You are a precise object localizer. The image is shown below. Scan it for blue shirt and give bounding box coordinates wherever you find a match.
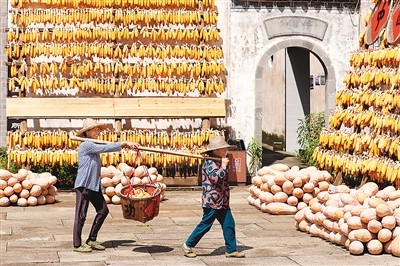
[74,141,122,192]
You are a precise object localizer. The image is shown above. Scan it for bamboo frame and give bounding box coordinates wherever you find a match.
[69,134,222,162]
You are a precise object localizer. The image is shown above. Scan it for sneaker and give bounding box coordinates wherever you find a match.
[182,243,197,258]
[225,251,245,258]
[73,245,92,253]
[86,240,106,250]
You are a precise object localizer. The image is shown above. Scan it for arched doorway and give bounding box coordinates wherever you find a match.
[254,38,336,154]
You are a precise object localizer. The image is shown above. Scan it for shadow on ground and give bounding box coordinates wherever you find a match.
[262,147,305,168]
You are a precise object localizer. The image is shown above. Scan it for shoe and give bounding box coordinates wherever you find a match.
[73,245,92,253]
[182,243,197,258]
[225,251,245,258]
[86,240,106,250]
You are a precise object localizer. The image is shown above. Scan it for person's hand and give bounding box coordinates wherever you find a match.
[221,157,229,169]
[122,141,139,149]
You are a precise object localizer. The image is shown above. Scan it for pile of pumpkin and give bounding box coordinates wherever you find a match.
[247,163,333,215]
[100,162,166,205]
[247,163,400,257]
[0,168,58,207]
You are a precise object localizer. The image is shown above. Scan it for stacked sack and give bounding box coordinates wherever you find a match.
[100,162,167,204]
[0,168,58,207]
[295,182,400,257]
[247,163,332,214]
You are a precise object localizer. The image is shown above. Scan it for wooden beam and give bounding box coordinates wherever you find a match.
[6,97,227,118]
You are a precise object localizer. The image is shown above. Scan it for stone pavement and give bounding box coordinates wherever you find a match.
[1,186,399,266]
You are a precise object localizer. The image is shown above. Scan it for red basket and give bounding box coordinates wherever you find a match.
[117,184,161,223]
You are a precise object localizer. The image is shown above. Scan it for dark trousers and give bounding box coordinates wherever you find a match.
[185,208,237,253]
[73,187,109,247]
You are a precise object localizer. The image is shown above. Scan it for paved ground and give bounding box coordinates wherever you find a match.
[1,186,399,266]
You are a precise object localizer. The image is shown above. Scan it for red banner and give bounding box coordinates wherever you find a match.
[387,1,400,43]
[367,0,390,45]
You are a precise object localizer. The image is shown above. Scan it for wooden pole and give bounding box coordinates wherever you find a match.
[69,134,221,162]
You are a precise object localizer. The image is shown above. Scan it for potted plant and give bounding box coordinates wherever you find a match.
[247,138,263,177]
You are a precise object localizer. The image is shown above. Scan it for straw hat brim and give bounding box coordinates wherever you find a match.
[200,144,236,154]
[75,123,108,136]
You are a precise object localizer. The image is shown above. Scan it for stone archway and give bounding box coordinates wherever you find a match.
[254,37,336,152]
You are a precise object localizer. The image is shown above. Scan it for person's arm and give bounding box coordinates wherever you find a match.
[204,159,228,184]
[81,141,138,154]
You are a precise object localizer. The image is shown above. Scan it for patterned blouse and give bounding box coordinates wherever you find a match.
[201,159,230,209]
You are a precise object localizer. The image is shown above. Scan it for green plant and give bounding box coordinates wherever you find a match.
[296,112,325,165]
[246,138,263,176]
[0,147,20,173]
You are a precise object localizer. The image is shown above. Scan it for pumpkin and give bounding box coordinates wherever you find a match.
[37,195,46,205]
[393,227,400,239]
[367,197,386,208]
[309,224,321,236]
[302,182,315,193]
[47,186,57,196]
[112,174,122,185]
[381,216,396,230]
[263,202,297,215]
[27,196,38,206]
[103,194,111,204]
[318,181,330,191]
[375,203,394,218]
[292,177,303,188]
[4,186,14,197]
[9,194,18,204]
[270,163,289,172]
[270,184,282,194]
[273,191,288,203]
[323,206,344,221]
[350,205,368,216]
[360,208,377,224]
[259,191,274,204]
[21,179,32,190]
[101,177,113,187]
[7,177,18,187]
[391,235,400,256]
[297,220,310,232]
[286,196,298,206]
[347,216,366,230]
[340,193,360,206]
[29,184,42,197]
[0,169,12,180]
[297,201,308,210]
[111,195,121,205]
[45,195,55,204]
[17,197,28,207]
[251,175,262,187]
[294,207,307,222]
[378,228,392,243]
[348,240,365,255]
[353,228,375,242]
[388,190,400,201]
[105,186,115,197]
[367,239,383,255]
[367,219,382,234]
[358,182,379,197]
[274,175,287,186]
[292,187,304,199]
[282,180,294,195]
[134,165,149,178]
[18,188,29,199]
[13,183,22,194]
[302,193,313,204]
[0,180,7,190]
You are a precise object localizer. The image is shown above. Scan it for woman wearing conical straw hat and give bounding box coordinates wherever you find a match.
[182,135,245,258]
[72,118,139,253]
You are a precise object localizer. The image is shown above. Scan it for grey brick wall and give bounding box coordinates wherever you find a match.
[0,0,8,147]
